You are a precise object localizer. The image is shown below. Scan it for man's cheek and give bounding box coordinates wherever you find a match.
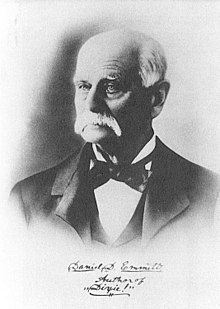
[114,113,132,134]
[74,103,83,114]
[113,101,135,123]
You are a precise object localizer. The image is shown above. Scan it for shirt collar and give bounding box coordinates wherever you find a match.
[92,133,156,169]
[131,134,156,164]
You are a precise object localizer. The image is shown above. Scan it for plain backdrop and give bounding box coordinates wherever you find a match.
[0,2,220,309]
[1,1,220,188]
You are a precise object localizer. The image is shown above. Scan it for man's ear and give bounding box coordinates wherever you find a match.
[150,80,170,119]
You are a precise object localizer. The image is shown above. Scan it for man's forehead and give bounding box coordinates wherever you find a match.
[74,42,137,82]
[74,60,127,82]
[79,30,137,57]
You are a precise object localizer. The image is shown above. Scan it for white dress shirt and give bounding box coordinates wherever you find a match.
[92,134,156,244]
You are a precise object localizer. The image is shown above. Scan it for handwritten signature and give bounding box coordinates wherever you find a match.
[68,260,163,297]
[68,261,116,272]
[121,261,163,272]
[68,260,163,273]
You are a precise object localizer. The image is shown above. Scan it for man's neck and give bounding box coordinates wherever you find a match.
[96,128,154,165]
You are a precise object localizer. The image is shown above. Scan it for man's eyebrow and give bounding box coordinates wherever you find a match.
[73,78,89,85]
[73,75,123,85]
[105,73,122,80]
[101,76,124,85]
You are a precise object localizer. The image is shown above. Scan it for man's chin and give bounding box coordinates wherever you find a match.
[80,125,117,143]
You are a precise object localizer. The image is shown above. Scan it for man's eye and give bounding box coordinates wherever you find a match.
[105,83,121,95]
[77,83,90,91]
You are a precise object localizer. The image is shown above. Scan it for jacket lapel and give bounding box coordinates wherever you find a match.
[51,143,95,245]
[50,138,190,248]
[141,138,190,246]
[142,190,189,246]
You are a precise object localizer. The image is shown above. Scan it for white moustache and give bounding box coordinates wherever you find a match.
[74,111,122,137]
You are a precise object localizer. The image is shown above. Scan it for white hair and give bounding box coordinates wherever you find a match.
[136,34,167,88]
[77,29,167,89]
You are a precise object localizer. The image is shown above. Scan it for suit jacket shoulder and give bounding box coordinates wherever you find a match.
[10,140,220,227]
[10,148,81,223]
[153,139,220,220]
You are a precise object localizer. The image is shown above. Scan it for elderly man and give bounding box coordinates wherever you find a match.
[10,29,220,252]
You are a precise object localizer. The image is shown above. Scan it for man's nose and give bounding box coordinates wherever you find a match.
[85,86,104,113]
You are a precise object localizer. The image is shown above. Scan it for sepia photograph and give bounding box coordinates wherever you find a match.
[1,1,220,308]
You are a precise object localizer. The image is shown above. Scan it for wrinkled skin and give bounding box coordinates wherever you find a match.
[74,30,169,164]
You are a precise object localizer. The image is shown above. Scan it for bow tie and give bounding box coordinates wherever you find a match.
[89,158,153,193]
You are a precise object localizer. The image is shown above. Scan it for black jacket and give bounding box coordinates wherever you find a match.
[10,138,220,251]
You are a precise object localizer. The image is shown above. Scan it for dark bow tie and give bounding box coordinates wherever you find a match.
[89,157,153,193]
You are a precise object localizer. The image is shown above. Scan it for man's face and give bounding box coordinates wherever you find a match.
[73,39,152,145]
